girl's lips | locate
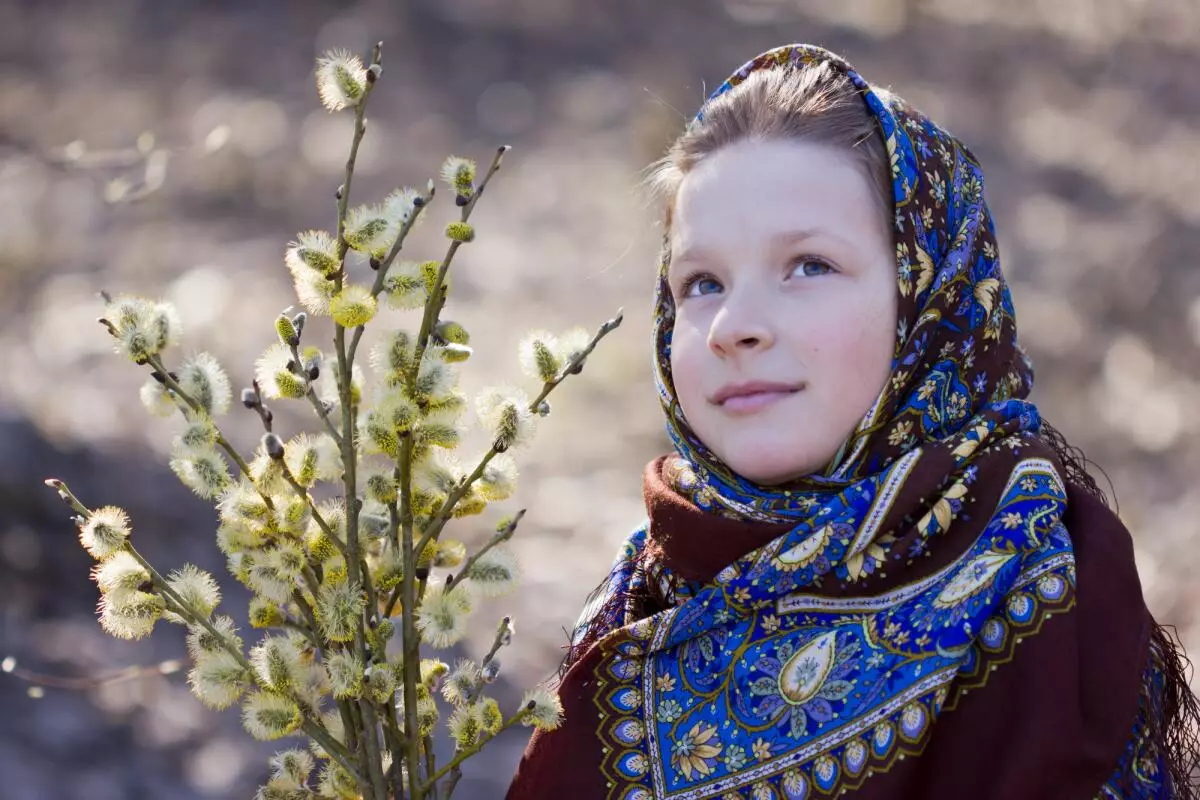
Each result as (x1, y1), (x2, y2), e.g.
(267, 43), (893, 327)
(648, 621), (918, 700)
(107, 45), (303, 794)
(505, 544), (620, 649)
(719, 388), (800, 415)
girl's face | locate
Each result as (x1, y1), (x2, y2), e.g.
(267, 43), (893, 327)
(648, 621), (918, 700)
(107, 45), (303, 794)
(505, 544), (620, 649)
(667, 138), (897, 485)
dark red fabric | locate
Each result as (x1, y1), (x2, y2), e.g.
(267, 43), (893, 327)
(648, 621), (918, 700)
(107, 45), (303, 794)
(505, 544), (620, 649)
(506, 465), (1150, 799)
(641, 455), (794, 585)
(504, 641), (611, 799)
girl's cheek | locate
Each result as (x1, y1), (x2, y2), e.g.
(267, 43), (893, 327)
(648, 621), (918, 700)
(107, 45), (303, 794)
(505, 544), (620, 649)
(670, 337), (707, 394)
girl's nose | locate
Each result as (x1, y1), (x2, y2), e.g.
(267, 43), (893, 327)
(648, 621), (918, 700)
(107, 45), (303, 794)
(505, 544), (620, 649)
(707, 293), (775, 357)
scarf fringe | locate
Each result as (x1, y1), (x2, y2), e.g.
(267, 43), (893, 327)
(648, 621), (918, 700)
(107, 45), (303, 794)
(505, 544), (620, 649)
(1148, 621), (1200, 796)
(1038, 418), (1116, 512)
(1038, 421), (1200, 789)
(555, 554), (653, 685)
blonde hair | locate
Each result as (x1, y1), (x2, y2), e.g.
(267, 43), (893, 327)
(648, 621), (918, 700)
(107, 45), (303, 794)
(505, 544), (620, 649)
(646, 61), (893, 230)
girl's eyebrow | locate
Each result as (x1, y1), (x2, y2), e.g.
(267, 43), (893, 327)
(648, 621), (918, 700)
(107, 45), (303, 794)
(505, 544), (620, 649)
(672, 227), (835, 267)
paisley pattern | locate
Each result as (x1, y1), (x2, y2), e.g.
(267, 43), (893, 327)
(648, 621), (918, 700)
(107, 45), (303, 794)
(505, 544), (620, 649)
(570, 43), (1163, 799)
(592, 458), (1076, 798)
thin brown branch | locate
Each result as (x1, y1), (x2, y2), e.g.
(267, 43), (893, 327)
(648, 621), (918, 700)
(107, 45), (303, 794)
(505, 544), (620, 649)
(289, 342), (343, 445)
(143, 353), (264, 506)
(425, 709), (531, 791)
(0, 657), (182, 692)
(413, 307), (623, 558)
(44, 481), (363, 782)
(405, 146), (511, 396)
(445, 511), (524, 595)
(346, 183), (436, 368)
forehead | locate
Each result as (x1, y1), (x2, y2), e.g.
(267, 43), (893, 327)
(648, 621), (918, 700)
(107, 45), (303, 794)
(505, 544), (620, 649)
(669, 138), (885, 261)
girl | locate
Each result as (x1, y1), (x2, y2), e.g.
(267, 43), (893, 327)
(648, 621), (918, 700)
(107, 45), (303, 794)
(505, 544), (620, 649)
(506, 44), (1200, 799)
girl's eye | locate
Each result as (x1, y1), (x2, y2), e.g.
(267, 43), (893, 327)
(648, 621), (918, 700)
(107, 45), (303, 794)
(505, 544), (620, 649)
(791, 258), (834, 278)
(679, 272), (722, 298)
(676, 259), (833, 298)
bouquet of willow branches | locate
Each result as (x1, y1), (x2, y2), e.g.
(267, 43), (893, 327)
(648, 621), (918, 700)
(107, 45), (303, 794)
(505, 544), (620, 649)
(43, 42), (621, 800)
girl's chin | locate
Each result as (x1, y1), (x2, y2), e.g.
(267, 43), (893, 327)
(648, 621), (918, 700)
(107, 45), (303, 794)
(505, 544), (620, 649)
(719, 449), (828, 485)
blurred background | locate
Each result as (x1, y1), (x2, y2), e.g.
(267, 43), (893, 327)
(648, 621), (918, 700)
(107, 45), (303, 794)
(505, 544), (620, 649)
(1, 0), (1198, 797)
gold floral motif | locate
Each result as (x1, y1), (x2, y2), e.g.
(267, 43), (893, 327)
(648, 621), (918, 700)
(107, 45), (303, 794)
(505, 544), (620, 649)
(845, 540), (889, 582)
(671, 721), (722, 780)
(916, 479), (968, 536)
(887, 421), (914, 447)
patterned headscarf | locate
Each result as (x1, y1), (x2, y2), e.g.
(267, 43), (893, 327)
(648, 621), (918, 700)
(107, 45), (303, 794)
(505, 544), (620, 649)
(586, 44), (1087, 798)
(654, 44), (1035, 506)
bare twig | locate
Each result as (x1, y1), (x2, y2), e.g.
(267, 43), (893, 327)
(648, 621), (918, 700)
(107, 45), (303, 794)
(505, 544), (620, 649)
(423, 735), (439, 799)
(0, 656), (183, 692)
(358, 698), (389, 800)
(442, 766), (465, 799)
(397, 432), (423, 798)
(244, 380), (274, 432)
(383, 708), (407, 799)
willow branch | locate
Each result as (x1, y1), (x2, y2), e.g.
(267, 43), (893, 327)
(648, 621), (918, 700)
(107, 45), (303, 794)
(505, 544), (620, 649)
(445, 511), (523, 594)
(142, 353), (270, 510)
(424, 709), (532, 791)
(381, 705), (407, 799)
(423, 735), (439, 799)
(334, 43), (381, 261)
(47, 479), (363, 782)
(279, 462), (350, 560)
(358, 698), (389, 800)
(441, 767), (463, 800)
(345, 184), (436, 368)
(406, 146), (510, 393)
(327, 41), (388, 800)
(413, 307), (622, 560)
(286, 341), (343, 446)
(398, 432), (423, 799)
